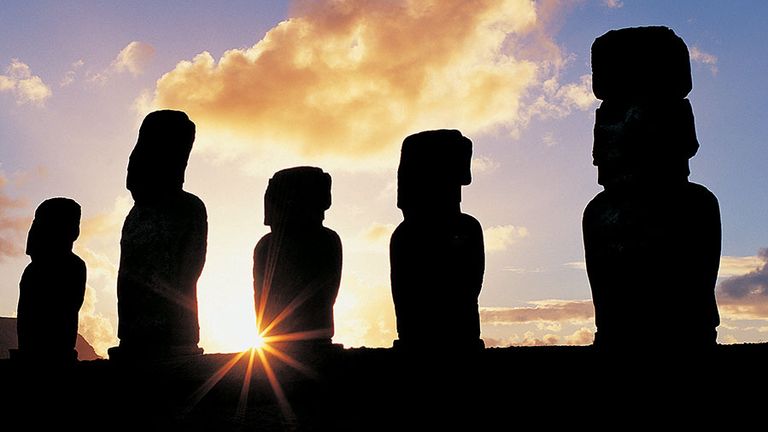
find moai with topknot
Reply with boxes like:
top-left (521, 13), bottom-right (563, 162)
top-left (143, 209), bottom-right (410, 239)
top-left (583, 27), bottom-right (721, 350)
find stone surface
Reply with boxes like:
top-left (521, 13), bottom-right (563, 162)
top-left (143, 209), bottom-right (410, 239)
top-left (16, 198), bottom-right (86, 361)
top-left (391, 130), bottom-right (484, 350)
top-left (592, 26), bottom-right (692, 101)
top-left (254, 167), bottom-right (341, 346)
top-left (114, 111), bottom-right (207, 357)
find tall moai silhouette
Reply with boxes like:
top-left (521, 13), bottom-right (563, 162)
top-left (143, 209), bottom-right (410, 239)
top-left (15, 198), bottom-right (86, 362)
top-left (390, 130), bottom-right (485, 352)
top-left (253, 167), bottom-right (342, 349)
top-left (583, 27), bottom-right (721, 349)
top-left (110, 110), bottom-right (207, 359)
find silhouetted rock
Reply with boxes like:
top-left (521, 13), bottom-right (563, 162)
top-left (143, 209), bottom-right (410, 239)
top-left (0, 317), bottom-right (99, 360)
top-left (253, 167), bottom-right (342, 349)
top-left (591, 26), bottom-right (692, 101)
top-left (390, 130), bottom-right (485, 352)
top-left (14, 198), bottom-right (86, 362)
top-left (583, 27), bottom-right (721, 349)
top-left (111, 110), bottom-right (207, 359)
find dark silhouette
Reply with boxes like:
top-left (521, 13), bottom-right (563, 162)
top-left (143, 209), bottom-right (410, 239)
top-left (390, 130), bottom-right (485, 351)
top-left (583, 26), bottom-right (721, 349)
top-left (110, 110), bottom-right (207, 359)
top-left (253, 167), bottom-right (342, 348)
top-left (14, 198), bottom-right (86, 362)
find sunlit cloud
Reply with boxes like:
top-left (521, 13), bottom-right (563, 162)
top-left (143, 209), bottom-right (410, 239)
top-left (690, 46), bottom-right (718, 76)
top-left (0, 172), bottom-right (30, 261)
top-left (334, 276), bottom-right (395, 348)
top-left (113, 41), bottom-right (156, 76)
top-left (147, 0), bottom-right (584, 169)
top-left (484, 224), bottom-right (529, 253)
top-left (480, 299), bottom-right (594, 325)
top-left (72, 196), bottom-right (131, 355)
top-left (485, 326), bottom-right (593, 347)
top-left (603, 0), bottom-right (623, 9)
top-left (91, 41), bottom-right (156, 83)
top-left (0, 59), bottom-right (52, 105)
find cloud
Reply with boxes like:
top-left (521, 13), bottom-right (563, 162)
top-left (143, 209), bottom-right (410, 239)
top-left (147, 0), bottom-right (582, 166)
top-left (719, 255), bottom-right (764, 278)
top-left (0, 173), bottom-right (30, 261)
top-left (72, 196), bottom-right (131, 356)
top-left (716, 248), bottom-right (768, 323)
top-left (364, 222), bottom-right (396, 244)
top-left (603, 0), bottom-right (623, 8)
top-left (471, 155), bottom-right (501, 174)
top-left (334, 276), bottom-right (396, 348)
top-left (60, 59), bottom-right (84, 87)
top-left (484, 224), bottom-right (529, 252)
top-left (480, 299), bottom-right (594, 325)
top-left (690, 46), bottom-right (718, 75)
top-left (0, 59), bottom-right (52, 105)
top-left (90, 41), bottom-right (155, 83)
top-left (112, 41), bottom-right (155, 76)
top-left (519, 74), bottom-right (597, 129)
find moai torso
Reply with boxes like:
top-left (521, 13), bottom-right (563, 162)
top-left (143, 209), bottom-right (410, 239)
top-left (583, 27), bottom-right (721, 349)
top-left (253, 167), bottom-right (342, 346)
top-left (16, 198), bottom-right (86, 360)
top-left (114, 110), bottom-right (207, 355)
top-left (390, 130), bottom-right (485, 351)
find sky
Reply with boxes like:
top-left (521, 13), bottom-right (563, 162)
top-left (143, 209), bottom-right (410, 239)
top-left (1, 0), bottom-right (768, 356)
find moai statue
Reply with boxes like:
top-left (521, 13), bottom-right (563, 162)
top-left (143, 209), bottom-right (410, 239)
top-left (253, 167), bottom-right (342, 349)
top-left (110, 110), bottom-right (207, 359)
top-left (390, 130), bottom-right (485, 352)
top-left (583, 27), bottom-right (721, 350)
top-left (15, 198), bottom-right (86, 362)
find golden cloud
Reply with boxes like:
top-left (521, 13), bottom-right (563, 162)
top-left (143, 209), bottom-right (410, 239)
top-left (149, 0), bottom-right (570, 163)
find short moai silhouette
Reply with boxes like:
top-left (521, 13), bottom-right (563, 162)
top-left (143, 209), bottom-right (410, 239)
top-left (15, 198), bottom-right (86, 362)
top-left (253, 167), bottom-right (342, 350)
top-left (583, 27), bottom-right (721, 350)
top-left (390, 130), bottom-right (485, 352)
top-left (110, 110), bottom-right (207, 359)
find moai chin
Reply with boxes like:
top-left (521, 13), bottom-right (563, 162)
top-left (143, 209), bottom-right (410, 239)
top-left (253, 167), bottom-right (342, 351)
top-left (15, 198), bottom-right (86, 363)
top-left (110, 110), bottom-right (207, 359)
top-left (390, 130), bottom-right (485, 352)
top-left (583, 27), bottom-right (721, 350)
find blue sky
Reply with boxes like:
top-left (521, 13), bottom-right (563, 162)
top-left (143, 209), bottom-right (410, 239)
top-left (1, 1), bottom-right (767, 354)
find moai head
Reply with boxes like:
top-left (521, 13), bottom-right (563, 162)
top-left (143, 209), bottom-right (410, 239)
top-left (25, 197), bottom-right (81, 258)
top-left (397, 130), bottom-right (472, 217)
top-left (127, 110), bottom-right (195, 203)
top-left (591, 26), bottom-right (698, 188)
top-left (264, 166), bottom-right (332, 229)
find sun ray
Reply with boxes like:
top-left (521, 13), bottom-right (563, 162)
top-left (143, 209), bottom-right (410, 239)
top-left (261, 343), bottom-right (317, 378)
top-left (256, 345), bottom-right (296, 422)
top-left (185, 350), bottom-right (248, 413)
top-left (235, 348), bottom-right (257, 420)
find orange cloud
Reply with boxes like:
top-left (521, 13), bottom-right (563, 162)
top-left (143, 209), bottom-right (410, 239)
top-left (149, 0), bottom-right (574, 164)
top-left (113, 41), bottom-right (155, 76)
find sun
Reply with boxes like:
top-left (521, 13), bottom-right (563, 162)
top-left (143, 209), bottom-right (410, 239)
top-left (253, 333), bottom-right (267, 350)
